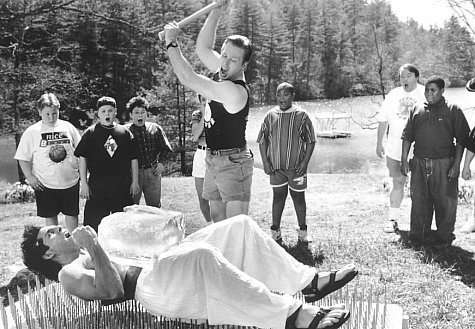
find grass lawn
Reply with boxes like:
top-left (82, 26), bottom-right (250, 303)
top-left (1, 169), bottom-right (475, 328)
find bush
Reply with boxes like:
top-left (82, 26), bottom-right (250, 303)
top-left (0, 182), bottom-right (35, 204)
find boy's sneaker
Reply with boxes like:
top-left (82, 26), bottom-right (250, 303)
top-left (298, 230), bottom-right (313, 243)
top-left (271, 228), bottom-right (282, 244)
top-left (383, 220), bottom-right (398, 233)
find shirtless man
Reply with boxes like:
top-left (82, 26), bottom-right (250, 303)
top-left (164, 0), bottom-right (253, 221)
top-left (22, 215), bottom-right (357, 329)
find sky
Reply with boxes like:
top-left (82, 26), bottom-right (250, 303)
top-left (386, 0), bottom-right (455, 28)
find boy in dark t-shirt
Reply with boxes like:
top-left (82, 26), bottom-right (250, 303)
top-left (74, 96), bottom-right (139, 232)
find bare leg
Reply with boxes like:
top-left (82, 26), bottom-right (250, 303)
top-left (226, 200), bottom-right (249, 218)
top-left (210, 200), bottom-right (226, 222)
top-left (64, 215), bottom-right (79, 232)
top-left (390, 175), bottom-right (406, 208)
top-left (45, 216), bottom-right (58, 226)
top-left (272, 186), bottom-right (288, 228)
top-left (195, 177), bottom-right (211, 222)
top-left (290, 189), bottom-right (306, 228)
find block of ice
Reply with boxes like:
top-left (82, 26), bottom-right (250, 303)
top-left (98, 205), bottom-right (185, 266)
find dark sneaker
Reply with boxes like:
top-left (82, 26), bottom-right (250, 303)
top-left (298, 229), bottom-right (313, 243)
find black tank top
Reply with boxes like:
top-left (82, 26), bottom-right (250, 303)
top-left (206, 80), bottom-right (250, 150)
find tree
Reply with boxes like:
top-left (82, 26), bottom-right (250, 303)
top-left (443, 15), bottom-right (474, 86)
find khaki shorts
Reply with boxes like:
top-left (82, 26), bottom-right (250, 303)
top-left (386, 156), bottom-right (404, 178)
top-left (203, 148), bottom-right (254, 202)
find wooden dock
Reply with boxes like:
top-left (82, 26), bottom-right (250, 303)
top-left (315, 112), bottom-right (352, 138)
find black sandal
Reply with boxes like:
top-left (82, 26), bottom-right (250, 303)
top-left (302, 269), bottom-right (358, 303)
top-left (285, 306), bottom-right (351, 329)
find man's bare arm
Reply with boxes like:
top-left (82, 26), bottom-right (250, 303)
top-left (196, 1), bottom-right (229, 71)
top-left (164, 23), bottom-right (247, 113)
top-left (59, 226), bottom-right (124, 301)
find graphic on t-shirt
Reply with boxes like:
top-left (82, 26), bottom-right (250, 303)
top-left (39, 131), bottom-right (71, 163)
top-left (397, 96), bottom-right (418, 120)
top-left (203, 103), bottom-right (215, 128)
top-left (104, 135), bottom-right (118, 157)
top-left (49, 145), bottom-right (67, 162)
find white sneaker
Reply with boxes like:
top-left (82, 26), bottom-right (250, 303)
top-left (271, 228), bottom-right (282, 244)
top-left (383, 220), bottom-right (398, 233)
top-left (298, 230), bottom-right (313, 243)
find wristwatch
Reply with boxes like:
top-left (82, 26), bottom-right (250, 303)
top-left (166, 41), bottom-right (178, 50)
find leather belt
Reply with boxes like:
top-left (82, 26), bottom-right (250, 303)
top-left (197, 145), bottom-right (207, 150)
top-left (140, 160), bottom-right (157, 169)
top-left (208, 147), bottom-right (246, 156)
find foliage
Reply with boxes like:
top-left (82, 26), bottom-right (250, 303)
top-left (1, 0), bottom-right (475, 178)
top-left (0, 182), bottom-right (35, 204)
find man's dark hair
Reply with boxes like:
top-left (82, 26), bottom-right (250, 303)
top-left (126, 96), bottom-right (150, 113)
top-left (21, 225), bottom-right (61, 281)
top-left (224, 35), bottom-right (253, 64)
top-left (426, 76), bottom-right (445, 90)
top-left (96, 96), bottom-right (116, 110)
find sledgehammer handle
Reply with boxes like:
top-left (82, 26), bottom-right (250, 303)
top-left (158, 2), bottom-right (222, 41)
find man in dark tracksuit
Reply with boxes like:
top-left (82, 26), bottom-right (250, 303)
top-left (401, 76), bottom-right (470, 247)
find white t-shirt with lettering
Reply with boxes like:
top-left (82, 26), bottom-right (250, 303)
top-left (14, 119), bottom-right (81, 189)
top-left (377, 84), bottom-right (426, 161)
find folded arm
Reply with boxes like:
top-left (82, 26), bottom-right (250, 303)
top-left (59, 226), bottom-right (124, 301)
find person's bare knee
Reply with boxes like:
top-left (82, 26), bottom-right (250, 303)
top-left (226, 200), bottom-right (249, 218)
top-left (210, 200), bottom-right (226, 222)
top-left (392, 175), bottom-right (406, 190)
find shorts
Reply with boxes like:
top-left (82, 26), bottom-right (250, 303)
top-left (203, 148), bottom-right (254, 202)
top-left (386, 156), bottom-right (404, 178)
top-left (35, 182), bottom-right (79, 218)
top-left (192, 147), bottom-right (207, 178)
top-left (270, 169), bottom-right (307, 192)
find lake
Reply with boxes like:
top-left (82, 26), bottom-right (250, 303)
top-left (2, 87), bottom-right (475, 183)
top-left (248, 87), bottom-right (475, 175)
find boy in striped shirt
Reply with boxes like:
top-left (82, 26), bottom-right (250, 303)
top-left (257, 82), bottom-right (316, 244)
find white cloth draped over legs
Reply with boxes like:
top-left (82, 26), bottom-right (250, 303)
top-left (135, 215), bottom-right (316, 329)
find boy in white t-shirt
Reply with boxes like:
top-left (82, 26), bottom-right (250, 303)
top-left (14, 93), bottom-right (81, 232)
top-left (376, 64), bottom-right (425, 233)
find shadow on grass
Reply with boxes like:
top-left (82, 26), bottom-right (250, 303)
top-left (396, 229), bottom-right (475, 287)
top-left (282, 241), bottom-right (325, 267)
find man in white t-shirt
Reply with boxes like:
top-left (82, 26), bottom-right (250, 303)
top-left (15, 93), bottom-right (81, 232)
top-left (376, 64), bottom-right (425, 233)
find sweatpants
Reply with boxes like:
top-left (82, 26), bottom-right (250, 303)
top-left (410, 156), bottom-right (458, 244)
top-left (135, 215), bottom-right (316, 329)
